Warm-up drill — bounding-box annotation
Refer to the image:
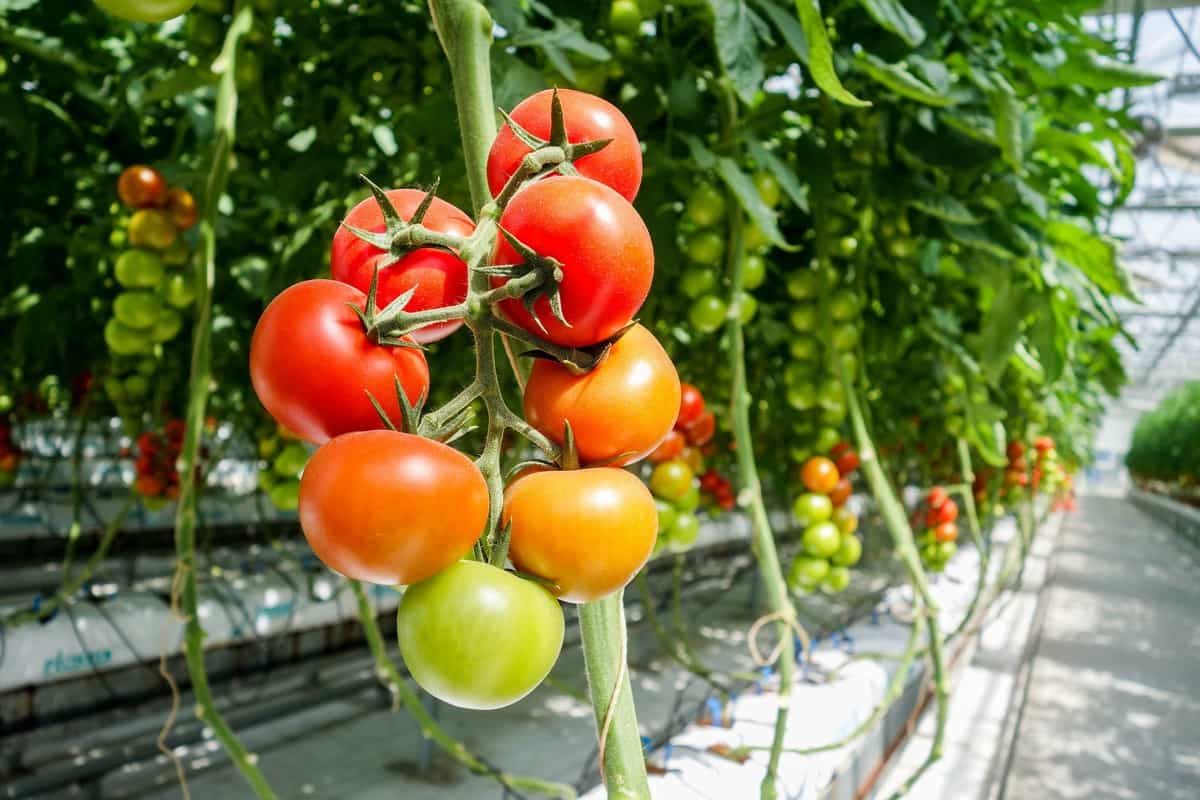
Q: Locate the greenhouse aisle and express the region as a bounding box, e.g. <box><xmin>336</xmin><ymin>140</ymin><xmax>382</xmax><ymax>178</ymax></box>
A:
<box><xmin>997</xmin><ymin>495</ymin><xmax>1200</xmax><ymax>800</ymax></box>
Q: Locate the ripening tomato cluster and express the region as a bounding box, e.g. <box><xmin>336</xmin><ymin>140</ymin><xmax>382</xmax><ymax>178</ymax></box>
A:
<box><xmin>0</xmin><ymin>415</ymin><xmax>20</xmax><ymax>488</ymax></box>
<box><xmin>916</xmin><ymin>486</ymin><xmax>959</xmax><ymax>573</ymax></box>
<box><xmin>132</xmin><ymin>420</ymin><xmax>187</xmax><ymax>508</ymax></box>
<box><xmin>249</xmin><ymin>88</ymin><xmax>679</xmax><ymax>711</ymax></box>
<box><xmin>104</xmin><ymin>166</ymin><xmax>198</xmax><ymax>417</ymax></box>
<box><xmin>1002</xmin><ymin>440</ymin><xmax>1032</xmax><ymax>502</ymax></box>
<box><xmin>788</xmin><ymin>450</ymin><xmax>862</xmax><ymax>594</ymax></box>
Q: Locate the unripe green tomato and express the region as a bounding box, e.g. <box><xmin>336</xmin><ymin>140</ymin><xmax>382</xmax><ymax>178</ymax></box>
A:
<box><xmin>655</xmin><ymin>499</ymin><xmax>678</xmax><ymax>539</ymax></box>
<box><xmin>793</xmin><ymin>492</ymin><xmax>833</xmax><ymax>527</ymax></box>
<box><xmin>802</xmin><ymin>521</ymin><xmax>841</xmax><ymax>558</ymax></box>
<box><xmin>937</xmin><ymin>540</ymin><xmax>958</xmax><ymax>561</ymax></box>
<box><xmin>164</xmin><ymin>274</ymin><xmax>197</xmax><ymax>308</ymax></box>
<box><xmin>269</xmin><ymin>479</ymin><xmax>300</xmax><ymax>511</ymax></box>
<box><xmin>136</xmin><ymin>357</ymin><xmax>157</xmax><ymax>376</ymax></box>
<box><xmin>832</xmin><ymin>506</ymin><xmax>857</xmax><ymax>534</ymax></box>
<box><xmin>789</xmin><ymin>556</ymin><xmax>830</xmax><ymax>589</ymax></box>
<box><xmin>786</xmin><ymin>383</ymin><xmax>817</xmax><ymax>411</ymax></box>
<box><xmin>150</xmin><ymin>308</ymin><xmax>183</xmax><ymax>343</ymax></box>
<box><xmin>742</xmin><ymin>253</ymin><xmax>767</xmax><ymax>289</ymax></box>
<box><xmin>818</xmin><ymin>379</ymin><xmax>844</xmax><ymax>409</ymax></box>
<box><xmin>920</xmin><ymin>543</ymin><xmax>940</xmax><ymax>563</ymax></box>
<box><xmin>115</xmin><ymin>250</ymin><xmax>165</xmax><ymax>289</ymax></box>
<box><xmin>109</xmin><ymin>229</ymin><xmax>127</xmax><ymax>248</ymax></box>
<box><xmin>161</xmin><ymin>237</ymin><xmax>191</xmax><ymax>267</ymax></box>
<box><xmin>104</xmin><ymin>319</ymin><xmax>148</xmax><ymax>357</ymax></box>
<box><xmin>820</xmin><ymin>400</ymin><xmax>847</xmax><ymax>426</ymax></box>
<box><xmin>821</xmin><ymin>566</ymin><xmax>851</xmax><ymax>594</ymax></box>
<box><xmin>830</xmin><ymin>323</ymin><xmax>859</xmax><ymax>352</ymax></box>
<box><xmin>825</xmin><ymin>215</ymin><xmax>848</xmax><ymax>236</ymax></box>
<box><xmin>686</xmin><ymin>184</ymin><xmax>726</xmax><ymax>227</ymax></box>
<box><xmin>888</xmin><ymin>237</ymin><xmax>916</xmax><ymax>259</ymax></box>
<box><xmin>609</xmin><ymin>0</ymin><xmax>641</xmax><ymax>35</ymax></box>
<box><xmin>784</xmin><ymin>361</ymin><xmax>814</xmax><ymax>388</ymax></box>
<box><xmin>790</xmin><ymin>446</ymin><xmax>811</xmax><ymax>464</ymax></box>
<box><xmin>754</xmin><ymin>171</ymin><xmax>781</xmax><ymax>208</ymax></box>
<box><xmin>946</xmin><ymin>373</ymin><xmax>966</xmax><ymax>394</ymax></box>
<box><xmin>676</xmin><ymin>484</ymin><xmax>701</xmax><ymax>512</ymax></box>
<box><xmin>273</xmin><ymin>443</ymin><xmax>309</xmax><ymax>477</ymax></box>
<box><xmin>736</xmin><ymin>292</ymin><xmax>757</xmax><ymax>323</ymax></box>
<box><xmin>831</xmin><ymin>351</ymin><xmax>859</xmax><ymax>377</ymax></box>
<box><xmin>832</xmin><ymin>534</ymin><xmax>862</xmax><ymax>567</ymax></box>
<box><xmin>649</xmin><ymin>459</ymin><xmax>694</xmax><ymax>501</ymax></box>
<box><xmin>688</xmin><ymin>295</ymin><xmax>727</xmax><ymax>334</ymax></box>
<box><xmin>671</xmin><ymin>512</ymin><xmax>701</xmax><ymax>547</ymax></box>
<box><xmin>258</xmin><ymin>436</ymin><xmax>279</xmax><ymax>459</ymax></box>
<box><xmin>790</xmin><ymin>335</ymin><xmax>820</xmax><ymax>362</ymax></box>
<box><xmin>114</xmin><ymin>291</ymin><xmax>163</xmax><ymax>329</ymax></box>
<box><xmin>95</xmin><ymin>0</ymin><xmax>197</xmax><ymax>23</ymax></box>
<box><xmin>123</xmin><ymin>374</ymin><xmax>150</xmax><ymax>400</ymax></box>
<box><xmin>786</xmin><ymin>271</ymin><xmax>818</xmax><ymax>300</ymax></box>
<box><xmin>970</xmin><ymin>388</ymin><xmax>988</xmax><ymax>406</ymax></box>
<box><xmin>681</xmin><ymin>266</ymin><xmax>719</xmax><ymax>299</ymax></box>
<box><xmin>835</xmin><ymin>235</ymin><xmax>859</xmax><ymax>258</ymax></box>
<box><xmin>946</xmin><ymin>415</ymin><xmax>965</xmax><ymax>436</ymax></box>
<box><xmin>814</xmin><ymin>426</ymin><xmax>841</xmax><ymax>454</ymax></box>
<box><xmin>743</xmin><ymin>221</ymin><xmax>769</xmax><ymax>252</ymax></box>
<box><xmin>104</xmin><ymin>376</ymin><xmax>125</xmax><ymax>402</ymax></box>
<box><xmin>612</xmin><ymin>35</ymin><xmax>638</xmax><ymax>60</ymax></box>
<box><xmin>828</xmin><ymin>289</ymin><xmax>860</xmax><ymax>322</ymax></box>
<box><xmin>819</xmin><ymin>265</ymin><xmax>840</xmax><ymax>290</ymax></box>
<box><xmin>686</xmin><ymin>230</ymin><xmax>724</xmax><ymax>265</ymax></box>
<box><xmin>789</xmin><ymin>304</ymin><xmax>818</xmax><ymax>333</ymax></box>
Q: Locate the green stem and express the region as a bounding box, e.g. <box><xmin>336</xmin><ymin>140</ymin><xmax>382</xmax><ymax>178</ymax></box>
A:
<box><xmin>60</xmin><ymin>403</ymin><xmax>92</xmax><ymax>577</ymax></box>
<box><xmin>167</xmin><ymin>7</ymin><xmax>276</xmax><ymax>799</ymax></box>
<box><xmin>349</xmin><ymin>582</ymin><xmax>575</xmax><ymax>799</ymax></box>
<box><xmin>946</xmin><ymin>439</ymin><xmax>989</xmax><ymax>642</ymax></box>
<box><xmin>635</xmin><ymin>569</ymin><xmax>733</xmax><ymax>693</ymax></box>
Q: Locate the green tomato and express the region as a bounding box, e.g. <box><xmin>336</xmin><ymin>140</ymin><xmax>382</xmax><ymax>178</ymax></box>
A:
<box><xmin>686</xmin><ymin>230</ymin><xmax>725</xmax><ymax>265</ymax></box>
<box><xmin>814</xmin><ymin>426</ymin><xmax>841</xmax><ymax>455</ymax></box>
<box><xmin>742</xmin><ymin>253</ymin><xmax>767</xmax><ymax>289</ymax></box>
<box><xmin>609</xmin><ymin>0</ymin><xmax>641</xmax><ymax>35</ymax></box>
<box><xmin>164</xmin><ymin>274</ymin><xmax>197</xmax><ymax>308</ymax></box>
<box><xmin>103</xmin><ymin>376</ymin><xmax>125</xmax><ymax>403</ymax></box>
<box><xmin>397</xmin><ymin>561</ymin><xmax>565</xmax><ymax>710</ymax></box>
<box><xmin>676</xmin><ymin>483</ymin><xmax>701</xmax><ymax>512</ymax></box>
<box><xmin>104</xmin><ymin>319</ymin><xmax>148</xmax><ymax>357</ymax></box>
<box><xmin>689</xmin><ymin>295</ymin><xmax>727</xmax><ymax>334</ymax></box>
<box><xmin>786</xmin><ymin>271</ymin><xmax>818</xmax><ymax>301</ymax></box>
<box><xmin>835</xmin><ymin>235</ymin><xmax>859</xmax><ymax>258</ymax></box>
<box><xmin>754</xmin><ymin>171</ymin><xmax>782</xmax><ymax>208</ymax></box>
<box><xmin>258</xmin><ymin>437</ymin><xmax>280</xmax><ymax>459</ymax></box>
<box><xmin>736</xmin><ymin>292</ymin><xmax>757</xmax><ymax>323</ymax></box>
<box><xmin>743</xmin><ymin>220</ymin><xmax>769</xmax><ymax>252</ymax></box>
<box><xmin>937</xmin><ymin>540</ymin><xmax>958</xmax><ymax>561</ymax></box>
<box><xmin>655</xmin><ymin>498</ymin><xmax>678</xmax><ymax>535</ymax></box>
<box><xmin>833</xmin><ymin>351</ymin><xmax>859</xmax><ymax>377</ymax></box>
<box><xmin>612</xmin><ymin>35</ymin><xmax>637</xmax><ymax>60</ymax></box>
<box><xmin>257</xmin><ymin>468</ymin><xmax>277</xmax><ymax>491</ymax></box>
<box><xmin>161</xmin><ymin>237</ymin><xmax>191</xmax><ymax>267</ymax></box>
<box><xmin>790</xmin><ymin>335</ymin><xmax>821</xmax><ymax>362</ymax></box>
<box><xmin>150</xmin><ymin>308</ymin><xmax>183</xmax><ymax>343</ymax></box>
<box><xmin>828</xmin><ymin>289</ymin><xmax>860</xmax><ymax>322</ymax></box>
<box><xmin>784</xmin><ymin>361</ymin><xmax>814</xmax><ymax>388</ymax></box>
<box><xmin>671</xmin><ymin>512</ymin><xmax>701</xmax><ymax>547</ymax></box>
<box><xmin>946</xmin><ymin>415</ymin><xmax>965</xmax><ymax>436</ymax></box>
<box><xmin>269</xmin><ymin>480</ymin><xmax>300</xmax><ymax>511</ymax></box>
<box><xmin>820</xmin><ymin>400</ymin><xmax>847</xmax><ymax>426</ymax></box>
<box><xmin>273</xmin><ymin>443</ymin><xmax>309</xmax><ymax>477</ymax></box>
<box><xmin>888</xmin><ymin>238</ymin><xmax>916</xmax><ymax>259</ymax></box>
<box><xmin>832</xmin><ymin>534</ymin><xmax>862</xmax><ymax>567</ymax></box>
<box><xmin>946</xmin><ymin>373</ymin><xmax>966</xmax><ymax>394</ymax></box>
<box><xmin>821</xmin><ymin>566</ymin><xmax>851</xmax><ymax>594</ymax></box>
<box><xmin>123</xmin><ymin>374</ymin><xmax>149</xmax><ymax>400</ymax></box>
<box><xmin>789</xmin><ymin>304</ymin><xmax>818</xmax><ymax>333</ymax></box>
<box><xmin>686</xmin><ymin>183</ymin><xmax>726</xmax><ymax>227</ymax></box>
<box><xmin>789</xmin><ymin>556</ymin><xmax>830</xmax><ymax>589</ymax></box>
<box><xmin>649</xmin><ymin>459</ymin><xmax>694</xmax><ymax>502</ymax></box>
<box><xmin>792</xmin><ymin>492</ymin><xmax>833</xmax><ymax>527</ymax></box>
<box><xmin>94</xmin><ymin>0</ymin><xmax>197</xmax><ymax>23</ymax></box>
<box><xmin>113</xmin><ymin>291</ymin><xmax>162</xmax><ymax>329</ymax></box>
<box><xmin>830</xmin><ymin>323</ymin><xmax>860</xmax><ymax>352</ymax></box>
<box><xmin>802</xmin><ymin>521</ymin><xmax>841</xmax><ymax>559</ymax></box>
<box><xmin>681</xmin><ymin>267</ymin><xmax>718</xmax><ymax>299</ymax></box>
<box><xmin>786</xmin><ymin>383</ymin><xmax>817</xmax><ymax>411</ymax></box>
<box><xmin>115</xmin><ymin>250</ymin><xmax>165</xmax><ymax>289</ymax></box>
<box><xmin>136</xmin><ymin>357</ymin><xmax>158</xmax><ymax>376</ymax></box>
<box><xmin>109</xmin><ymin>229</ymin><xmax>127</xmax><ymax>249</ymax></box>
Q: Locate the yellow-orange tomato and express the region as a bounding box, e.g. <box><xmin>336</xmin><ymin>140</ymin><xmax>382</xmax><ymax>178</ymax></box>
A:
<box><xmin>828</xmin><ymin>477</ymin><xmax>852</xmax><ymax>507</ymax></box>
<box><xmin>523</xmin><ymin>324</ymin><xmax>680</xmax><ymax>466</ymax></box>
<box><xmin>165</xmin><ymin>187</ymin><xmax>198</xmax><ymax>230</ymax></box>
<box><xmin>801</xmin><ymin>456</ymin><xmax>840</xmax><ymax>494</ymax></box>
<box><xmin>128</xmin><ymin>209</ymin><xmax>177</xmax><ymax>251</ymax></box>
<box><xmin>299</xmin><ymin>430</ymin><xmax>488</xmax><ymax>585</ymax></box>
<box><xmin>502</xmin><ymin>467</ymin><xmax>657</xmax><ymax>603</ymax></box>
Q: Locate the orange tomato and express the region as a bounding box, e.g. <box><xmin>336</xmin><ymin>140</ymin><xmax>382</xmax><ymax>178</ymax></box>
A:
<box><xmin>523</xmin><ymin>324</ymin><xmax>680</xmax><ymax>466</ymax></box>
<box><xmin>165</xmin><ymin>187</ymin><xmax>198</xmax><ymax>230</ymax></box>
<box><xmin>801</xmin><ymin>456</ymin><xmax>840</xmax><ymax>494</ymax></box>
<box><xmin>647</xmin><ymin>429</ymin><xmax>685</xmax><ymax>463</ymax></box>
<box><xmin>503</xmin><ymin>467</ymin><xmax>657</xmax><ymax>603</ymax></box>
<box><xmin>828</xmin><ymin>477</ymin><xmax>852</xmax><ymax>507</ymax></box>
<box><xmin>934</xmin><ymin>521</ymin><xmax>958</xmax><ymax>543</ymax></box>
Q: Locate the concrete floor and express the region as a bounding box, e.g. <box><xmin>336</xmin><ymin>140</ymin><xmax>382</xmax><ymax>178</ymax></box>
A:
<box><xmin>1000</xmin><ymin>496</ymin><xmax>1200</xmax><ymax>800</ymax></box>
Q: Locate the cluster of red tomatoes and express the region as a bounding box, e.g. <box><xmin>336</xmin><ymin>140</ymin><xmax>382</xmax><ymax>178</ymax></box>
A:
<box><xmin>916</xmin><ymin>486</ymin><xmax>960</xmax><ymax>573</ymax></box>
<box><xmin>104</xmin><ymin>166</ymin><xmax>197</xmax><ymax>416</ymax></box>
<box><xmin>788</xmin><ymin>447</ymin><xmax>862</xmax><ymax>594</ymax></box>
<box><xmin>250</xmin><ymin>88</ymin><xmax>678</xmax><ymax>710</ymax></box>
<box><xmin>132</xmin><ymin>420</ymin><xmax>187</xmax><ymax>508</ymax></box>
<box><xmin>0</xmin><ymin>415</ymin><xmax>20</xmax><ymax>488</ymax></box>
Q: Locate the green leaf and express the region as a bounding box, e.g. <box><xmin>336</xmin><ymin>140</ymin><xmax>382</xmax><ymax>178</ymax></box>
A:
<box><xmin>142</xmin><ymin>66</ymin><xmax>218</xmax><ymax>103</ymax></box>
<box><xmin>909</xmin><ymin>187</ymin><xmax>977</xmax><ymax>224</ymax></box>
<box><xmin>854</xmin><ymin>53</ymin><xmax>955</xmax><ymax>107</ymax></box>
<box><xmin>746</xmin><ymin>138</ymin><xmax>809</xmax><ymax>211</ymax></box>
<box><xmin>749</xmin><ymin>0</ymin><xmax>809</xmax><ymax>64</ymax></box>
<box><xmin>1047</xmin><ymin>221</ymin><xmax>1132</xmax><ymax>298</ymax></box>
<box><xmin>231</xmin><ymin>256</ymin><xmax>270</xmax><ymax>298</ymax></box>
<box><xmin>988</xmin><ymin>90</ymin><xmax>1025</xmax><ymax>170</ymax></box>
<box><xmin>715</xmin><ymin>157</ymin><xmax>792</xmax><ymax>249</ymax></box>
<box><xmin>371</xmin><ymin>125</ymin><xmax>398</xmax><ymax>157</ymax></box>
<box><xmin>1031</xmin><ymin>296</ymin><xmax>1066</xmax><ymax>383</ymax></box>
<box><xmin>794</xmin><ymin>0</ymin><xmax>870</xmax><ymax>106</ymax></box>
<box><xmin>1059</xmin><ymin>51</ymin><xmax>1162</xmax><ymax>91</ymax></box>
<box><xmin>944</xmin><ymin>222</ymin><xmax>1018</xmax><ymax>260</ymax></box>
<box><xmin>287</xmin><ymin>127</ymin><xmax>318</xmax><ymax>152</ymax></box>
<box><xmin>979</xmin><ymin>280</ymin><xmax>1031</xmax><ymax>379</ymax></box>
<box><xmin>706</xmin><ymin>0</ymin><xmax>765</xmax><ymax>104</ymax></box>
<box><xmin>858</xmin><ymin>0</ymin><xmax>924</xmax><ymax>47</ymax></box>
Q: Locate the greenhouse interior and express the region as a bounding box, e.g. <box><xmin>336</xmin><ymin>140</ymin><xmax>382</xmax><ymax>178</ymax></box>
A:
<box><xmin>1</xmin><ymin>1</ymin><xmax>1198</xmax><ymax>799</ymax></box>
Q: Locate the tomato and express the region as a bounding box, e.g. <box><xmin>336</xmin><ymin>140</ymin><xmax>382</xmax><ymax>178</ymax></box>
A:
<box><xmin>105</xmin><ymin>319</ymin><xmax>149</xmax><ymax>356</ymax></box>
<box><xmin>97</xmin><ymin>0</ymin><xmax>197</xmax><ymax>21</ymax></box>
<box><xmin>151</xmin><ymin>308</ymin><xmax>183</xmax><ymax>342</ymax></box>
<box><xmin>821</xmin><ymin>566</ymin><xmax>851</xmax><ymax>594</ymax></box>
<box><xmin>524</xmin><ymin>324</ymin><xmax>678</xmax><ymax>464</ymax></box>
<box><xmin>789</xmin><ymin>556</ymin><xmax>829</xmax><ymax>589</ymax></box>
<box><xmin>1034</xmin><ymin>436</ymin><xmax>1055</xmax><ymax>453</ymax></box>
<box><xmin>681</xmin><ymin>409</ymin><xmax>715</xmax><ymax>446</ymax></box>
<box><xmin>832</xmin><ymin>534</ymin><xmax>862</xmax><ymax>567</ymax></box>
<box><xmin>647</xmin><ymin>429</ymin><xmax>685</xmax><ymax>463</ymax></box>
<box><xmin>786</xmin><ymin>271</ymin><xmax>818</xmax><ymax>300</ymax></box>
<box><xmin>115</xmin><ymin>250</ymin><xmax>165</xmax><ymax>289</ymax></box>
<box><xmin>116</xmin><ymin>165</ymin><xmax>167</xmax><ymax>208</ymax></box>
<box><xmin>681</xmin><ymin>266</ymin><xmax>718</xmax><ymax>299</ymax></box>
<box><xmin>273</xmin><ymin>443</ymin><xmax>309</xmax><ymax>476</ymax></box>
<box><xmin>676</xmin><ymin>383</ymin><xmax>705</xmax><ymax>426</ymax></box>
<box><xmin>834</xmin><ymin>450</ymin><xmax>860</xmax><ymax>476</ymax></box>
<box><xmin>789</xmin><ymin>335</ymin><xmax>820</xmax><ymax>361</ymax></box>
<box><xmin>135</xmin><ymin>474</ymin><xmax>165</xmax><ymax>496</ymax></box>
<box><xmin>689</xmin><ymin>295</ymin><xmax>727</xmax><ymax>333</ymax></box>
<box><xmin>934</xmin><ymin>521</ymin><xmax>958</xmax><ymax>543</ymax></box>
<box><xmin>268</xmin><ymin>480</ymin><xmax>299</xmax><ymax>510</ymax></box>
<box><xmin>504</xmin><ymin>467</ymin><xmax>656</xmax><ymax>602</ymax></box>
<box><xmin>937</xmin><ymin>540</ymin><xmax>958</xmax><ymax>561</ymax></box>
<box><xmin>655</xmin><ymin>498</ymin><xmax>677</xmax><ymax>534</ymax></box>
<box><xmin>1007</xmin><ymin>441</ymin><xmax>1025</xmax><ymax>460</ymax></box>
<box><xmin>331</xmin><ymin>189</ymin><xmax>474</xmax><ymax>344</ymax></box>
<box><xmin>793</xmin><ymin>492</ymin><xmax>832</xmax><ymax>527</ymax></box>
<box><xmin>743</xmin><ymin>253</ymin><xmax>767</xmax><ymax>290</ymax></box>
<box><xmin>828</xmin><ymin>289</ymin><xmax>860</xmax><ymax>322</ymax></box>
<box><xmin>164</xmin><ymin>187</ymin><xmax>198</xmax><ymax>231</ymax></box>
<box><xmin>814</xmin><ymin>426</ymin><xmax>841</xmax><ymax>455</ymax></box>
<box><xmin>679</xmin><ymin>445</ymin><xmax>704</xmax><ymax>474</ymax></box>
<box><xmin>828</xmin><ymin>477</ymin><xmax>852</xmax><ymax>507</ymax></box>
<box><xmin>803</xmin><ymin>521</ymin><xmax>841</xmax><ymax>559</ymax></box>
<box><xmin>494</xmin><ymin>176</ymin><xmax>652</xmax><ymax>348</ymax></box>
<box><xmin>786</xmin><ymin>383</ymin><xmax>816</xmax><ymax>411</ymax></box>
<box><xmin>161</xmin><ymin>237</ymin><xmax>190</xmax><ymax>267</ymax></box>
<box><xmin>736</xmin><ymin>292</ymin><xmax>758</xmax><ymax>323</ymax></box>
<box><xmin>830</xmin><ymin>323</ymin><xmax>860</xmax><ymax>352</ymax></box>
<box><xmin>801</xmin><ymin>456</ymin><xmax>840</xmax><ymax>494</ymax></box>
<box><xmin>836</xmin><ymin>235</ymin><xmax>859</xmax><ymax>258</ymax></box>
<box><xmin>686</xmin><ymin>230</ymin><xmax>725</xmax><ymax>265</ymax></box>
<box><xmin>649</xmin><ymin>459</ymin><xmax>694</xmax><ymax>502</ymax></box>
<box><xmin>123</xmin><ymin>375</ymin><xmax>149</xmax><ymax>399</ymax></box>
<box><xmin>832</xmin><ymin>506</ymin><xmax>858</xmax><ymax>535</ymax></box>
<box><xmin>128</xmin><ymin>209</ymin><xmax>177</xmax><ymax>251</ymax></box>
<box><xmin>299</xmin><ymin>430</ymin><xmax>486</xmax><ymax>584</ymax></box>
<box><xmin>744</xmin><ymin>221</ymin><xmax>769</xmax><ymax>252</ymax></box>
<box><xmin>397</xmin><ymin>561</ymin><xmax>563</xmax><ymax>710</ymax></box>
<box><xmin>789</xmin><ymin>304</ymin><xmax>818</xmax><ymax>333</ymax></box>
<box><xmin>932</xmin><ymin>498</ymin><xmax>958</xmax><ymax>524</ymax></box>
<box><xmin>927</xmin><ymin>486</ymin><xmax>948</xmax><ymax>509</ymax></box>
<box><xmin>163</xmin><ymin>274</ymin><xmax>196</xmax><ymax>308</ymax></box>
<box><xmin>671</xmin><ymin>512</ymin><xmax>700</xmax><ymax>546</ymax></box>
<box><xmin>686</xmin><ymin>183</ymin><xmax>725</xmax><ymax>226</ymax></box>
<box><xmin>754</xmin><ymin>171</ymin><xmax>781</xmax><ymax>208</ymax></box>
<box><xmin>250</xmin><ymin>280</ymin><xmax>430</xmax><ymax>444</ymax></box>
<box><xmin>113</xmin><ymin>291</ymin><xmax>162</xmax><ymax>329</ymax></box>
<box><xmin>487</xmin><ymin>89</ymin><xmax>642</xmax><ymax>201</ymax></box>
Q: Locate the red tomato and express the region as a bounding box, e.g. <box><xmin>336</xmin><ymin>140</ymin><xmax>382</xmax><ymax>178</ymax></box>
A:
<box><xmin>503</xmin><ymin>467</ymin><xmax>657</xmax><ymax>603</ymax></box>
<box><xmin>934</xmin><ymin>521</ymin><xmax>958</xmax><ymax>543</ymax></box>
<box><xmin>699</xmin><ymin>469</ymin><xmax>722</xmax><ymax>492</ymax></box>
<box><xmin>1033</xmin><ymin>436</ymin><xmax>1055</xmax><ymax>453</ymax></box>
<box><xmin>829</xmin><ymin>440</ymin><xmax>852</xmax><ymax>458</ymax></box>
<box><xmin>829</xmin><ymin>477</ymin><xmax>852</xmax><ymax>507</ymax></box>
<box><xmin>801</xmin><ymin>457</ymin><xmax>840</xmax><ymax>494</ymax></box>
<box><xmin>299</xmin><ymin>430</ymin><xmax>488</xmax><ymax>585</ymax></box>
<box><xmin>493</xmin><ymin>176</ymin><xmax>653</xmax><ymax>348</ymax></box>
<box><xmin>118</xmin><ymin>165</ymin><xmax>166</xmax><ymax>209</ymax></box>
<box><xmin>835</xmin><ymin>450</ymin><xmax>860</xmax><ymax>476</ymax></box>
<box><xmin>932</xmin><ymin>498</ymin><xmax>959</xmax><ymax>524</ymax></box>
<box><xmin>523</xmin><ymin>324</ymin><xmax>679</xmax><ymax>466</ymax></box>
<box><xmin>486</xmin><ymin>88</ymin><xmax>643</xmax><ymax>202</ymax></box>
<box><xmin>647</xmin><ymin>429</ymin><xmax>685</xmax><ymax>463</ymax></box>
<box><xmin>165</xmin><ymin>187</ymin><xmax>198</xmax><ymax>231</ymax></box>
<box><xmin>250</xmin><ymin>280</ymin><xmax>430</xmax><ymax>444</ymax></box>
<box><xmin>330</xmin><ymin>189</ymin><xmax>475</xmax><ymax>344</ymax></box>
<box><xmin>927</xmin><ymin>486</ymin><xmax>948</xmax><ymax>509</ymax></box>
<box><xmin>1007</xmin><ymin>441</ymin><xmax>1025</xmax><ymax>460</ymax></box>
<box><xmin>677</xmin><ymin>383</ymin><xmax>706</xmax><ymax>427</ymax></box>
<box><xmin>682</xmin><ymin>409</ymin><xmax>716</xmax><ymax>446</ymax></box>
